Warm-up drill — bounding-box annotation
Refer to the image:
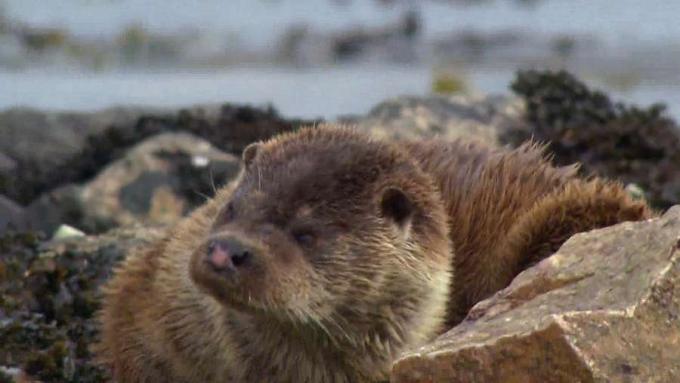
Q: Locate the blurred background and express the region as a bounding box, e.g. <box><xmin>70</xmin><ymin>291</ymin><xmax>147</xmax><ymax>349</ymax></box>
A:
<box><xmin>1</xmin><ymin>0</ymin><xmax>679</xmax><ymax>119</ymax></box>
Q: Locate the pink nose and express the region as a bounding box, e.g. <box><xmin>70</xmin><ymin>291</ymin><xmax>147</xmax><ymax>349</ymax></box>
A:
<box><xmin>206</xmin><ymin>238</ymin><xmax>252</xmax><ymax>271</ymax></box>
<box><xmin>208</xmin><ymin>243</ymin><xmax>233</xmax><ymax>270</ymax></box>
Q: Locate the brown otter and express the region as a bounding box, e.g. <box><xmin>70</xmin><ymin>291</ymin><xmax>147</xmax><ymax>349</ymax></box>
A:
<box><xmin>97</xmin><ymin>125</ymin><xmax>651</xmax><ymax>382</ymax></box>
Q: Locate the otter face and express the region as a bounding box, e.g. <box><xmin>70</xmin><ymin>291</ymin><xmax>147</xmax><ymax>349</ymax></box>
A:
<box><xmin>189</xmin><ymin>128</ymin><xmax>451</xmax><ymax>345</ymax></box>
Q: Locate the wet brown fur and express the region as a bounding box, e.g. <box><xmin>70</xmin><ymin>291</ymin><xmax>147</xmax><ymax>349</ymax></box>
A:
<box><xmin>402</xmin><ymin>139</ymin><xmax>652</xmax><ymax>324</ymax></box>
<box><xmin>97</xmin><ymin>125</ymin><xmax>652</xmax><ymax>382</ymax></box>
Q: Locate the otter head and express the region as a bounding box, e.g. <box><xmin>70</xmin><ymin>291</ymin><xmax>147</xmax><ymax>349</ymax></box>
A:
<box><xmin>189</xmin><ymin>126</ymin><xmax>452</xmax><ymax>355</ymax></box>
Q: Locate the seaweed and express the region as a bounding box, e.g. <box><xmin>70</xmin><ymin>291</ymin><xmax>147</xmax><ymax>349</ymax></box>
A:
<box><xmin>0</xmin><ymin>231</ymin><xmax>131</xmax><ymax>382</ymax></box>
<box><xmin>504</xmin><ymin>70</ymin><xmax>680</xmax><ymax>210</ymax></box>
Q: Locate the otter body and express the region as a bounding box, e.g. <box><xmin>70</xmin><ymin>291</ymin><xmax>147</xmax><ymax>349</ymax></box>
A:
<box><xmin>98</xmin><ymin>126</ymin><xmax>650</xmax><ymax>382</ymax></box>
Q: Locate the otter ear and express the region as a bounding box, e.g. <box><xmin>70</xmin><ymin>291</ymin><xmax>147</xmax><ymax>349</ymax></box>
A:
<box><xmin>380</xmin><ymin>187</ymin><xmax>414</xmax><ymax>228</ymax></box>
<box><xmin>242</xmin><ymin>142</ymin><xmax>261</xmax><ymax>168</ymax></box>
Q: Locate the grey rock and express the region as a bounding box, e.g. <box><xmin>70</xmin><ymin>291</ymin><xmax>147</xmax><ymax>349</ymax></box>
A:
<box><xmin>0</xmin><ymin>103</ymin><xmax>312</xmax><ymax>206</ymax></box>
<box><xmin>24</xmin><ymin>185</ymin><xmax>87</xmax><ymax>235</ymax></box>
<box><xmin>79</xmin><ymin>132</ymin><xmax>239</xmax><ymax>229</ymax></box>
<box><xmin>24</xmin><ymin>133</ymin><xmax>240</xmax><ymax>235</ymax></box>
<box><xmin>0</xmin><ymin>194</ymin><xmax>25</xmax><ymax>233</ymax></box>
<box><xmin>52</xmin><ymin>224</ymin><xmax>87</xmax><ymax>240</ymax></box>
<box><xmin>357</xmin><ymin>94</ymin><xmax>525</xmax><ymax>145</ymax></box>
<box><xmin>0</xmin><ymin>151</ymin><xmax>15</xmax><ymax>172</ymax></box>
<box><xmin>0</xmin><ymin>106</ymin><xmax>160</xmax><ymax>168</ymax></box>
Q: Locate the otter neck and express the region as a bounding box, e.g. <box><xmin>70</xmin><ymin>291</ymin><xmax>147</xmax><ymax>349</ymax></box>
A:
<box><xmin>221</xmin><ymin>307</ymin><xmax>397</xmax><ymax>382</ymax></box>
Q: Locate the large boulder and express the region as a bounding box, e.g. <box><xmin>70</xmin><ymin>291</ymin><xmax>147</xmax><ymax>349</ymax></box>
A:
<box><xmin>22</xmin><ymin>133</ymin><xmax>240</xmax><ymax>235</ymax></box>
<box><xmin>356</xmin><ymin>94</ymin><xmax>524</xmax><ymax>146</ymax></box>
<box><xmin>0</xmin><ymin>106</ymin><xmax>153</xmax><ymax>172</ymax></box>
<box><xmin>76</xmin><ymin>132</ymin><xmax>240</xmax><ymax>230</ymax></box>
<box><xmin>0</xmin><ymin>195</ymin><xmax>25</xmax><ymax>232</ymax></box>
<box><xmin>392</xmin><ymin>206</ymin><xmax>680</xmax><ymax>383</ymax></box>
<box><xmin>0</xmin><ymin>151</ymin><xmax>16</xmax><ymax>173</ymax></box>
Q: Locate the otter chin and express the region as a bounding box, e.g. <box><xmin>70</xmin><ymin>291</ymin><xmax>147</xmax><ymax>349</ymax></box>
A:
<box><xmin>97</xmin><ymin>125</ymin><xmax>651</xmax><ymax>383</ymax></box>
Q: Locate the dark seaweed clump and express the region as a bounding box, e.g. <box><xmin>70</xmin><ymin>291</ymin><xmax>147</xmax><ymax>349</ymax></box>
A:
<box><xmin>1</xmin><ymin>104</ymin><xmax>318</xmax><ymax>205</ymax></box>
<box><xmin>0</xmin><ymin>231</ymin><xmax>128</xmax><ymax>382</ymax></box>
<box><xmin>504</xmin><ymin>70</ymin><xmax>680</xmax><ymax>210</ymax></box>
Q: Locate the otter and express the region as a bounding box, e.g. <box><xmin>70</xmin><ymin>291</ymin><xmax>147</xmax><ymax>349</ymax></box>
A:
<box><xmin>97</xmin><ymin>125</ymin><xmax>651</xmax><ymax>382</ymax></box>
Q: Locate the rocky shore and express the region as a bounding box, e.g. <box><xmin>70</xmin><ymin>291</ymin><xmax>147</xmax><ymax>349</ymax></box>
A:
<box><xmin>1</xmin><ymin>70</ymin><xmax>679</xmax><ymax>382</ymax></box>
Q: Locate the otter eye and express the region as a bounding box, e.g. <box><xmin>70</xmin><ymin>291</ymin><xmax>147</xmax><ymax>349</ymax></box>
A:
<box><xmin>292</xmin><ymin>230</ymin><xmax>315</xmax><ymax>246</ymax></box>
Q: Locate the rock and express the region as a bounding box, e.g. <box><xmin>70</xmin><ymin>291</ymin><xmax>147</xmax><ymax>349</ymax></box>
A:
<box><xmin>0</xmin><ymin>226</ymin><xmax>164</xmax><ymax>383</ymax></box>
<box><xmin>392</xmin><ymin>206</ymin><xmax>680</xmax><ymax>383</ymax></box>
<box><xmin>625</xmin><ymin>183</ymin><xmax>646</xmax><ymax>201</ymax></box>
<box><xmin>0</xmin><ymin>151</ymin><xmax>16</xmax><ymax>173</ymax></box>
<box><xmin>79</xmin><ymin>132</ymin><xmax>240</xmax><ymax>230</ymax></box>
<box><xmin>24</xmin><ymin>133</ymin><xmax>240</xmax><ymax>235</ymax></box>
<box><xmin>356</xmin><ymin>94</ymin><xmax>524</xmax><ymax>146</ymax></box>
<box><xmin>331</xmin><ymin>10</ymin><xmax>421</xmax><ymax>63</ymax></box>
<box><xmin>0</xmin><ymin>195</ymin><xmax>25</xmax><ymax>233</ymax></box>
<box><xmin>0</xmin><ymin>366</ymin><xmax>21</xmax><ymax>382</ymax></box>
<box><xmin>0</xmin><ymin>104</ymin><xmax>317</xmax><ymax>206</ymax></box>
<box><xmin>52</xmin><ymin>225</ymin><xmax>86</xmax><ymax>240</ymax></box>
<box><xmin>0</xmin><ymin>106</ymin><xmax>158</xmax><ymax>206</ymax></box>
<box><xmin>23</xmin><ymin>185</ymin><xmax>87</xmax><ymax>235</ymax></box>
<box><xmin>278</xmin><ymin>10</ymin><xmax>421</xmax><ymax>66</ymax></box>
<box><xmin>0</xmin><ymin>106</ymin><xmax>154</xmax><ymax>171</ymax></box>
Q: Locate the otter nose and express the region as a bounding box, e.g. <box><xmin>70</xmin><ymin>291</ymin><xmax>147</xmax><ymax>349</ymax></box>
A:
<box><xmin>206</xmin><ymin>238</ymin><xmax>252</xmax><ymax>271</ymax></box>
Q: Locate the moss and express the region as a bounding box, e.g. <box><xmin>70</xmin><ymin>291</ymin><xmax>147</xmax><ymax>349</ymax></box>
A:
<box><xmin>504</xmin><ymin>70</ymin><xmax>680</xmax><ymax>210</ymax></box>
<box><xmin>432</xmin><ymin>72</ymin><xmax>468</xmax><ymax>95</ymax></box>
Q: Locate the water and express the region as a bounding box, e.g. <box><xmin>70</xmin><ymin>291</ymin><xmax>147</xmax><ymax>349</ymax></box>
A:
<box><xmin>2</xmin><ymin>0</ymin><xmax>679</xmax><ymax>119</ymax></box>
<box><xmin>6</xmin><ymin>0</ymin><xmax>680</xmax><ymax>48</ymax></box>
<box><xmin>3</xmin><ymin>65</ymin><xmax>676</xmax><ymax>121</ymax></box>
<box><xmin>0</xmin><ymin>66</ymin><xmax>432</xmax><ymax>118</ymax></box>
